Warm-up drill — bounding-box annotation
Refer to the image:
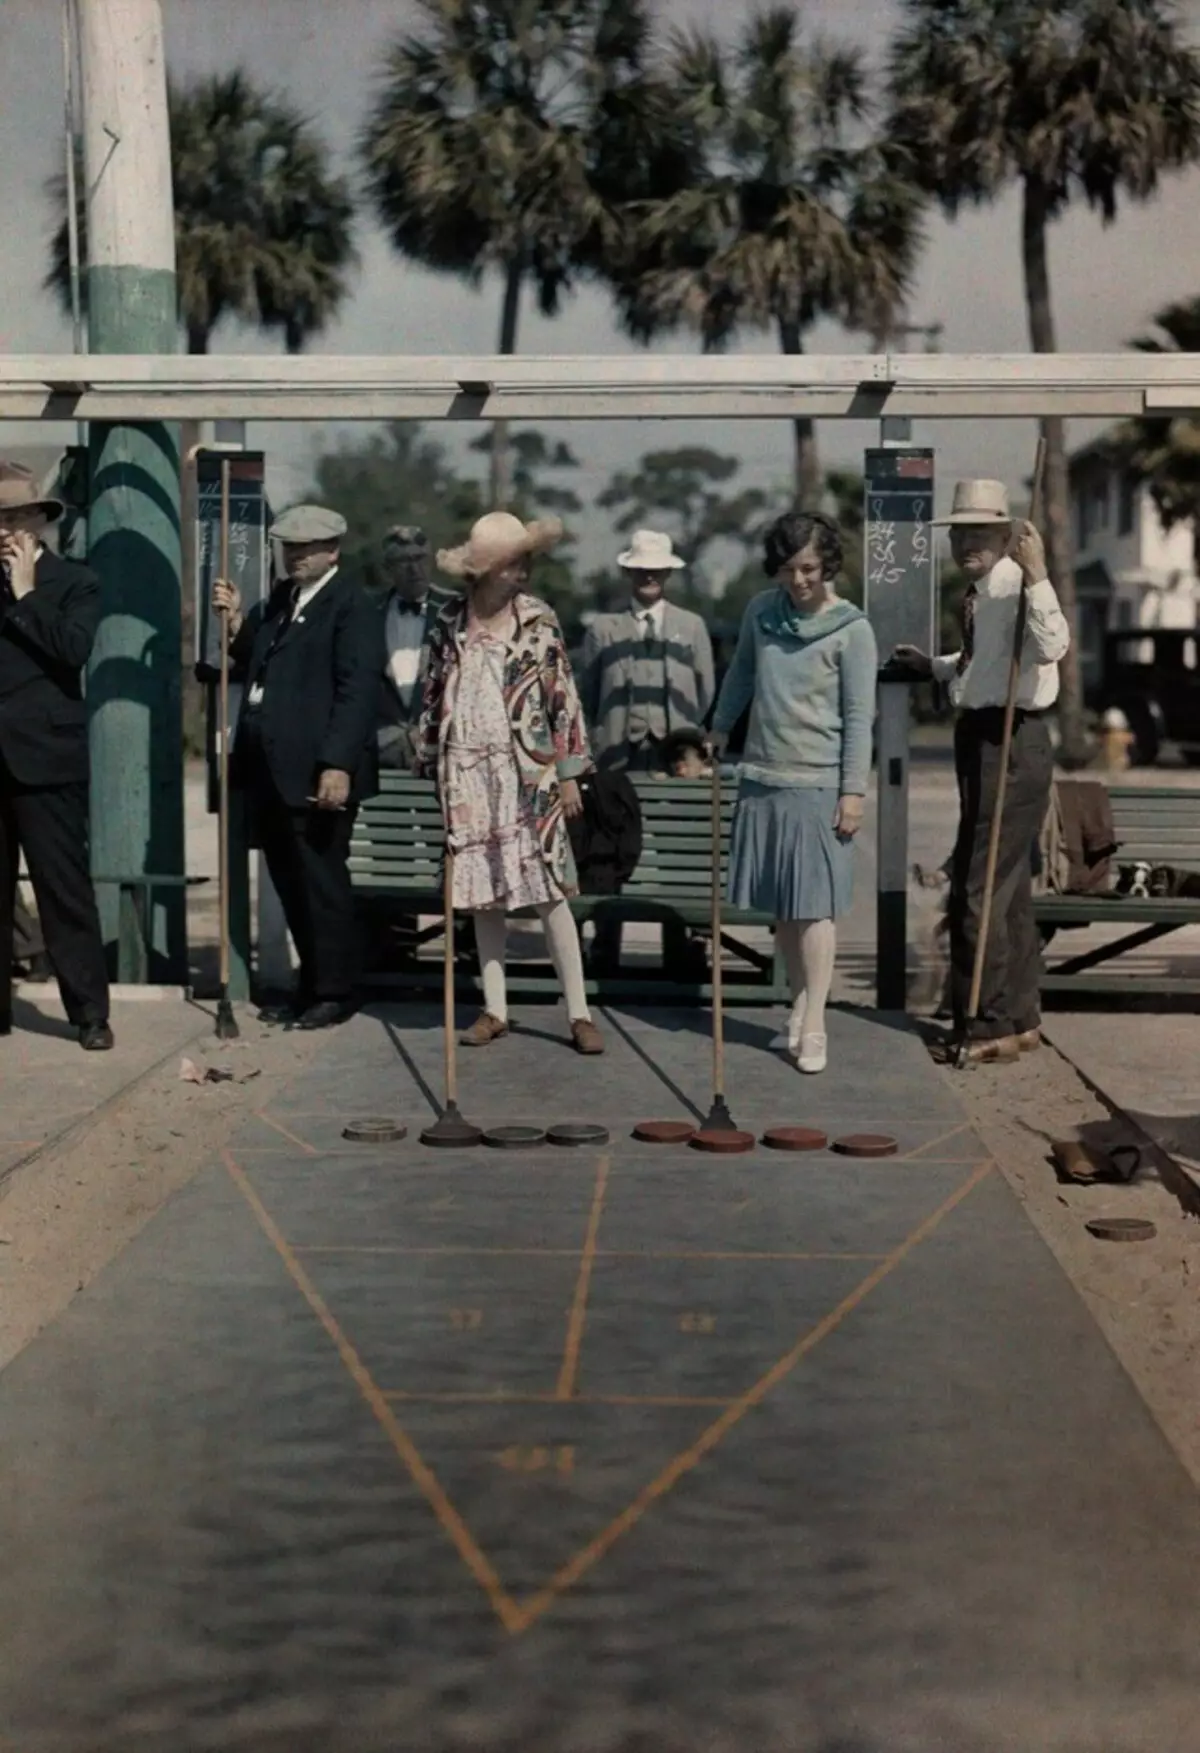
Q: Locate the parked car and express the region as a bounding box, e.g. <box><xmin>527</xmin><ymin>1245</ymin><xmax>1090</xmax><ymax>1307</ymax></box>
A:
<box><xmin>1089</xmin><ymin>628</ymin><xmax>1200</xmax><ymax>765</ymax></box>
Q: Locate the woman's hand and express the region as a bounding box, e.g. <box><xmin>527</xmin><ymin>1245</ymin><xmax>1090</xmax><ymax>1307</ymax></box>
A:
<box><xmin>834</xmin><ymin>794</ymin><xmax>864</xmax><ymax>840</ymax></box>
<box><xmin>561</xmin><ymin>779</ymin><xmax>583</xmax><ymax>819</ymax></box>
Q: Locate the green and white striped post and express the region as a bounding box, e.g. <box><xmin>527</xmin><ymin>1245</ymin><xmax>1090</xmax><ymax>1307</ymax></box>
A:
<box><xmin>77</xmin><ymin>0</ymin><xmax>185</xmax><ymax>983</ymax></box>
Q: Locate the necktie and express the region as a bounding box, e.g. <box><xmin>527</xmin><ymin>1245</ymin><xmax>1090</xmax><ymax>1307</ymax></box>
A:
<box><xmin>394</xmin><ymin>598</ymin><xmax>426</xmax><ymax>619</ymax></box>
<box><xmin>956</xmin><ymin>586</ymin><xmax>976</xmax><ymax>676</ymax></box>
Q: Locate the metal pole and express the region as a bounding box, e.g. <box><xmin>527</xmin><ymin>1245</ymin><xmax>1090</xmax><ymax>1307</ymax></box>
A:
<box><xmin>77</xmin><ymin>0</ymin><xmax>185</xmax><ymax>984</ymax></box>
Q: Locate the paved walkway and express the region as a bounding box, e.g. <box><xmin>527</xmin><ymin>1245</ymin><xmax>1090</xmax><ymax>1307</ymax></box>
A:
<box><xmin>2</xmin><ymin>1003</ymin><xmax>1200</xmax><ymax>1752</ymax></box>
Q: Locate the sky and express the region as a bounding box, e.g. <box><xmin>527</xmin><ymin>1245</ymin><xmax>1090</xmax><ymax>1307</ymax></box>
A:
<box><xmin>5</xmin><ymin>0</ymin><xmax>1200</xmax><ymax>580</ymax></box>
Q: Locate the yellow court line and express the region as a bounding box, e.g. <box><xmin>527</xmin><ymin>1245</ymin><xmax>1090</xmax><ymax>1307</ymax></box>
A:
<box><xmin>508</xmin><ymin>1158</ymin><xmax>995</xmax><ymax>1635</ymax></box>
<box><xmin>291</xmin><ymin>1245</ymin><xmax>889</xmax><ymax>1263</ymax></box>
<box><xmin>898</xmin><ymin>1120</ymin><xmax>973</xmax><ymax>1161</ymax></box>
<box><xmin>556</xmin><ymin>1154</ymin><xmax>611</xmax><ymax>1401</ymax></box>
<box><xmin>254</xmin><ymin>1112</ymin><xmax>319</xmax><ymax>1157</ymax></box>
<box><xmin>222</xmin><ymin>1149</ymin><xmax>523</xmax><ymax>1633</ymax></box>
<box><xmin>384</xmin><ymin>1391</ymin><xmax>736</xmax><ymax>1409</ymax></box>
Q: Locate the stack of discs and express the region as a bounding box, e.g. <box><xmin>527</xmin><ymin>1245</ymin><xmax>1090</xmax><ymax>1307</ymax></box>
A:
<box><xmin>762</xmin><ymin>1126</ymin><xmax>827</xmax><ymax>1153</ymax></box>
<box><xmin>831</xmin><ymin>1134</ymin><xmax>898</xmax><ymax>1159</ymax></box>
<box><xmin>342</xmin><ymin>1118</ymin><xmax>407</xmax><ymax>1143</ymax></box>
<box><xmin>547</xmin><ymin>1123</ymin><xmax>611</xmax><ymax>1148</ymax></box>
<box><xmin>688</xmin><ymin>1125</ymin><xmax>755</xmax><ymax>1155</ymax></box>
<box><xmin>482</xmin><ymin>1124</ymin><xmax>547</xmax><ymax>1150</ymax></box>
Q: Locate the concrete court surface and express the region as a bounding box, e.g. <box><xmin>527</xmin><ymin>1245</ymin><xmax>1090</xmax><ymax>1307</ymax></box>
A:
<box><xmin>2</xmin><ymin>1004</ymin><xmax>1200</xmax><ymax>1753</ymax></box>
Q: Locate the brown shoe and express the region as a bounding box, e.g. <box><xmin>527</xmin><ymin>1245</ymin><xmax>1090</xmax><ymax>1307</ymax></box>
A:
<box><xmin>459</xmin><ymin>1011</ymin><xmax>508</xmax><ymax>1047</ymax></box>
<box><xmin>965</xmin><ymin>1035</ymin><xmax>1021</xmax><ymax>1065</ymax></box>
<box><xmin>1016</xmin><ymin>1028</ymin><xmax>1042</xmax><ymax>1053</ymax></box>
<box><xmin>570</xmin><ymin>1018</ymin><xmax>605</xmax><ymax>1056</ymax></box>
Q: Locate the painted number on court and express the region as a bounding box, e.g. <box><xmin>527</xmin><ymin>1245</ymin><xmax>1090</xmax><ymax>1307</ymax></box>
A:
<box><xmin>497</xmin><ymin>1445</ymin><xmax>575</xmax><ymax>1476</ymax></box>
<box><xmin>679</xmin><ymin>1312</ymin><xmax>717</xmax><ymax>1334</ymax></box>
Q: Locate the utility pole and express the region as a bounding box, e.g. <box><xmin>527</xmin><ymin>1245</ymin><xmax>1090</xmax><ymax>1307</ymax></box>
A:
<box><xmin>77</xmin><ymin>0</ymin><xmax>186</xmax><ymax>983</ymax></box>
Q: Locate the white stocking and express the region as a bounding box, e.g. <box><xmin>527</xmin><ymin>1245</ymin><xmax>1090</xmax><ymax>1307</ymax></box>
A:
<box><xmin>798</xmin><ymin>917</ymin><xmax>836</xmax><ymax>1041</ymax></box>
<box><xmin>773</xmin><ymin>917</ymin><xmax>836</xmax><ymax>1046</ymax></box>
<box><xmin>472</xmin><ymin>907</ymin><xmax>508</xmax><ymax>1022</ymax></box>
<box><xmin>537</xmin><ymin>899</ymin><xmax>591</xmax><ymax>1023</ymax></box>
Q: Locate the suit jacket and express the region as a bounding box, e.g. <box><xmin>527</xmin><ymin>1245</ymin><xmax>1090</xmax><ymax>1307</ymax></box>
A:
<box><xmin>229</xmin><ymin>569</ymin><xmax>384</xmax><ymax>807</ymax></box>
<box><xmin>0</xmin><ymin>548</ymin><xmax>101</xmax><ymax>787</ymax></box>
<box><xmin>377</xmin><ymin>590</ymin><xmax>442</xmax><ymax>770</ymax></box>
<box><xmin>578</xmin><ymin>600</ymin><xmax>714</xmax><ymax>770</ymax></box>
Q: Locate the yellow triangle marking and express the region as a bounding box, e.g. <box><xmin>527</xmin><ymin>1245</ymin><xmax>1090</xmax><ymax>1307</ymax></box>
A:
<box><xmin>224</xmin><ymin>1148</ymin><xmax>992</xmax><ymax>1637</ymax></box>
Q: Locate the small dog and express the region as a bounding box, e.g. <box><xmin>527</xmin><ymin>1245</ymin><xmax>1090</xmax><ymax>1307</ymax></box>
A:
<box><xmin>909</xmin><ymin>858</ymin><xmax>953</xmax><ymax>1015</ymax></box>
<box><xmin>1115</xmin><ymin>861</ymin><xmax>1200</xmax><ymax>899</ymax></box>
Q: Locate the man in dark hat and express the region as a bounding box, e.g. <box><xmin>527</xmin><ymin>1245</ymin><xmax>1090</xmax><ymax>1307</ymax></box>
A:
<box><xmin>377</xmin><ymin>525</ymin><xmax>443</xmax><ymax>771</ymax></box>
<box><xmin>0</xmin><ymin>461</ymin><xmax>112</xmax><ymax>1047</ymax></box>
<box><xmin>213</xmin><ymin>503</ymin><xmax>384</xmax><ymax>1029</ymax></box>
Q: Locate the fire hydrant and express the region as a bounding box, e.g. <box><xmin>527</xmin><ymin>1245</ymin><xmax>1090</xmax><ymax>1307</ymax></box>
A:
<box><xmin>1100</xmin><ymin>707</ymin><xmax>1134</xmax><ymax>771</ymax></box>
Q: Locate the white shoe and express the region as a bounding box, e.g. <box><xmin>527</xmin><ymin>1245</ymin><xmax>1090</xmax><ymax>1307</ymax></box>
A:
<box><xmin>797</xmin><ymin>1032</ymin><xmax>827</xmax><ymax>1074</ymax></box>
<box><xmin>772</xmin><ymin>1002</ymin><xmax>806</xmax><ymax>1054</ymax></box>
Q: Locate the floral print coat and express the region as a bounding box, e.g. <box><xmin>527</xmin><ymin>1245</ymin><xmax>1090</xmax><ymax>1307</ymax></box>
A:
<box><xmin>414</xmin><ymin>592</ymin><xmax>592</xmax><ymax>897</ymax></box>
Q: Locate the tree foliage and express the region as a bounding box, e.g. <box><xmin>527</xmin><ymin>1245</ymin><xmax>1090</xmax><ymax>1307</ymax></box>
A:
<box><xmin>359</xmin><ymin>0</ymin><xmax>687</xmax><ymax>502</ymax></box>
<box><xmin>1106</xmin><ymin>298</ymin><xmax>1200</xmax><ymax>571</ymax></box>
<box><xmin>887</xmin><ymin>0</ymin><xmax>1200</xmax><ymax>758</ymax></box>
<box><xmin>46</xmin><ymin>71</ymin><xmax>356</xmax><ymax>354</ymax></box>
<box><xmin>596</xmin><ymin>445</ymin><xmax>769</xmax><ymax>601</ymax></box>
<box><xmin>611</xmin><ymin>6</ymin><xmax>923</xmax><ymax>501</ymax></box>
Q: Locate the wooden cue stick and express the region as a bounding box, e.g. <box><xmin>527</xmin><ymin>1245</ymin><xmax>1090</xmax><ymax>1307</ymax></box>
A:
<box><xmin>962</xmin><ymin>435</ymin><xmax>1048</xmax><ymax>1034</ymax></box>
<box><xmin>710</xmin><ymin>757</ymin><xmax>725</xmax><ymax>1098</ymax></box>
<box><xmin>443</xmin><ymin>851</ymin><xmax>457</xmax><ymax>1107</ymax></box>
<box><xmin>217</xmin><ymin>459</ymin><xmax>232</xmax><ymax>996</ymax></box>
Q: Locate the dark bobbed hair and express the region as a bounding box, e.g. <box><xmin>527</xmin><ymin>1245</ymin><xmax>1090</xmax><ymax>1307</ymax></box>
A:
<box><xmin>762</xmin><ymin>510</ymin><xmax>843</xmax><ymax>582</ymax></box>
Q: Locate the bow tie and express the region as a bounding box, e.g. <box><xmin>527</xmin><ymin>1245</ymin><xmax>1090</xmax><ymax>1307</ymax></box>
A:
<box><xmin>393</xmin><ymin>597</ymin><xmax>426</xmax><ymax>618</ymax></box>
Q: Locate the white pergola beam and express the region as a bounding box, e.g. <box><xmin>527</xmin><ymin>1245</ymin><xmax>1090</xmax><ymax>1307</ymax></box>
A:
<box><xmin>0</xmin><ymin>352</ymin><xmax>1197</xmax><ymax>420</ymax></box>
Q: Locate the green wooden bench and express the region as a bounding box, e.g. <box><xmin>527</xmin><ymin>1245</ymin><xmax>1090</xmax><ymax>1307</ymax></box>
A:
<box><xmin>349</xmin><ymin>772</ymin><xmax>787</xmax><ymax>1004</ymax></box>
<box><xmin>1035</xmin><ymin>785</ymin><xmax>1200</xmax><ymax>996</ymax></box>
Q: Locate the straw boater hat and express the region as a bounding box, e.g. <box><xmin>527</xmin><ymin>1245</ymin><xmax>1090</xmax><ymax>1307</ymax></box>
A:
<box><xmin>617</xmin><ymin>528</ymin><xmax>685</xmax><ymax>570</ymax></box>
<box><xmin>0</xmin><ymin>461</ymin><xmax>64</xmax><ymax>522</ymax></box>
<box><xmin>933</xmin><ymin>479</ymin><xmax>1013</xmax><ymax>526</ymax></box>
<box><xmin>437</xmin><ymin>511</ymin><xmax>562</xmax><ymax>580</ymax></box>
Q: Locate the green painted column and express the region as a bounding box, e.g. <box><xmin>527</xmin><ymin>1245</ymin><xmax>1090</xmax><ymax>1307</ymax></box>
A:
<box><xmin>78</xmin><ymin>0</ymin><xmax>185</xmax><ymax>983</ymax></box>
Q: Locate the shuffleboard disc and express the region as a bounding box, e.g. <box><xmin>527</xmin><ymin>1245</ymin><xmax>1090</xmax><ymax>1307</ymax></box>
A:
<box><xmin>482</xmin><ymin>1125</ymin><xmax>547</xmax><ymax>1150</ymax></box>
<box><xmin>546</xmin><ymin>1123</ymin><xmax>611</xmax><ymax>1147</ymax></box>
<box><xmin>342</xmin><ymin>1118</ymin><xmax>407</xmax><ymax>1143</ymax></box>
<box><xmin>832</xmin><ymin>1133</ymin><xmax>898</xmax><ymax>1159</ymax></box>
<box><xmin>633</xmin><ymin>1120</ymin><xmax>696</xmax><ymax>1144</ymax></box>
<box><xmin>762</xmin><ymin>1126</ymin><xmax>827</xmax><ymax>1152</ymax></box>
<box><xmin>689</xmin><ymin>1127</ymin><xmax>756</xmax><ymax>1155</ymax></box>
<box><xmin>1085</xmin><ymin>1216</ymin><xmax>1156</xmax><ymax>1243</ymax></box>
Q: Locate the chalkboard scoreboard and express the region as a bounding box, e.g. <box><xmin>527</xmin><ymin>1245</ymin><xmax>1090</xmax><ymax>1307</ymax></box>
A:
<box><xmin>193</xmin><ymin>451</ymin><xmax>270</xmax><ymax>679</ymax></box>
<box><xmin>862</xmin><ymin>448</ymin><xmax>936</xmax><ymax>662</ymax></box>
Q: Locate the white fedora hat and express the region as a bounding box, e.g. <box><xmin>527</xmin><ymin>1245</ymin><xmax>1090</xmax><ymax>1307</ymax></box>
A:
<box><xmin>437</xmin><ymin>510</ymin><xmax>563</xmax><ymax>580</ymax></box>
<box><xmin>933</xmin><ymin>479</ymin><xmax>1013</xmax><ymax>526</ymax></box>
<box><xmin>617</xmin><ymin>528</ymin><xmax>686</xmax><ymax>570</ymax></box>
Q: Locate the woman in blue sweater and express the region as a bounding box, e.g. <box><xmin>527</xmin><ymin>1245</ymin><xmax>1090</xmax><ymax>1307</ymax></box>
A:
<box><xmin>710</xmin><ymin>512</ymin><xmax>877</xmax><ymax>1074</ymax></box>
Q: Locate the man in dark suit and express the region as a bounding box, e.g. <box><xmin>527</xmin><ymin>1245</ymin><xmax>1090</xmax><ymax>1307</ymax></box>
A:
<box><xmin>377</xmin><ymin>525</ymin><xmax>444</xmax><ymax>771</ymax></box>
<box><xmin>213</xmin><ymin>503</ymin><xmax>384</xmax><ymax>1029</ymax></box>
<box><xmin>0</xmin><ymin>462</ymin><xmax>111</xmax><ymax>1047</ymax></box>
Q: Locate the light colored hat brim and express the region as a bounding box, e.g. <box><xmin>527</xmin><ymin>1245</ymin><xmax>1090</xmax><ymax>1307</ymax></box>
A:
<box><xmin>617</xmin><ymin>549</ymin><xmax>685</xmax><ymax>570</ymax></box>
<box><xmin>437</xmin><ymin>516</ymin><xmax>563</xmax><ymax>580</ymax></box>
<box><xmin>932</xmin><ymin>510</ymin><xmax>1013</xmax><ymax>526</ymax></box>
<box><xmin>0</xmin><ymin>496</ymin><xmax>64</xmax><ymax>522</ymax></box>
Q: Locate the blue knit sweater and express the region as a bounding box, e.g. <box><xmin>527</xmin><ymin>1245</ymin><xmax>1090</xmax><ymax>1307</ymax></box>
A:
<box><xmin>712</xmin><ymin>590</ymin><xmax>878</xmax><ymax>794</ymax></box>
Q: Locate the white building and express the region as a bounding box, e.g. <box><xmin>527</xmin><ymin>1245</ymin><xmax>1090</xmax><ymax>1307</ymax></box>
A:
<box><xmin>1068</xmin><ymin>434</ymin><xmax>1198</xmax><ymax>691</ymax></box>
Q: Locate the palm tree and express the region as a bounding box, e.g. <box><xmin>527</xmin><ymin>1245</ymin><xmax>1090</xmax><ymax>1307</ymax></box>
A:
<box><xmin>1106</xmin><ymin>299</ymin><xmax>1200</xmax><ymax>572</ymax></box>
<box><xmin>46</xmin><ymin>71</ymin><xmax>357</xmax><ymax>354</ymax></box>
<box><xmin>359</xmin><ymin>0</ymin><xmax>688</xmax><ymax>506</ymax></box>
<box><xmin>887</xmin><ymin>0</ymin><xmax>1200</xmax><ymax>762</ymax></box>
<box><xmin>610</xmin><ymin>7</ymin><xmax>924</xmax><ymax>505</ymax></box>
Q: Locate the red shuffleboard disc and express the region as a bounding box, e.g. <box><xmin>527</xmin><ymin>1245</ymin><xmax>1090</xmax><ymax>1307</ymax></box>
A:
<box><xmin>633</xmin><ymin>1120</ymin><xmax>696</xmax><ymax>1144</ymax></box>
<box><xmin>832</xmin><ymin>1133</ymin><xmax>898</xmax><ymax>1158</ymax></box>
<box><xmin>762</xmin><ymin>1126</ymin><xmax>828</xmax><ymax>1152</ymax></box>
<box><xmin>688</xmin><ymin>1128</ymin><xmax>756</xmax><ymax>1155</ymax></box>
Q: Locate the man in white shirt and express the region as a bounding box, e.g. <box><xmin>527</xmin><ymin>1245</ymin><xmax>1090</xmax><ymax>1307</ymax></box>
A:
<box><xmin>579</xmin><ymin>529</ymin><xmax>714</xmax><ymax>773</ymax></box>
<box><xmin>894</xmin><ymin>478</ymin><xmax>1070</xmax><ymax>1064</ymax></box>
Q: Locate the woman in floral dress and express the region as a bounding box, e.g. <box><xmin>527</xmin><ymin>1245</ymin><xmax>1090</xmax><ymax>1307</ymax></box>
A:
<box><xmin>415</xmin><ymin>511</ymin><xmax>604</xmax><ymax>1055</ymax></box>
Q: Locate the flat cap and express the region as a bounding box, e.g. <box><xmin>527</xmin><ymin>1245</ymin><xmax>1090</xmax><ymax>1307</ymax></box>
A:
<box><xmin>269</xmin><ymin>503</ymin><xmax>347</xmax><ymax>544</ymax></box>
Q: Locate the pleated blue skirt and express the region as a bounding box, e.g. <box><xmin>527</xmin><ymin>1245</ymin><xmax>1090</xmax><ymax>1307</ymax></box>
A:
<box><xmin>727</xmin><ymin>780</ymin><xmax>854</xmax><ymax>920</ymax></box>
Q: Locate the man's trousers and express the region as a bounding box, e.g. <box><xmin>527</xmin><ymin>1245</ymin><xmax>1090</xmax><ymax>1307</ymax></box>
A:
<box><xmin>949</xmin><ymin>707</ymin><xmax>1053</xmax><ymax>1041</ymax></box>
<box><xmin>0</xmin><ymin>763</ymin><xmax>110</xmax><ymax>1026</ymax></box>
